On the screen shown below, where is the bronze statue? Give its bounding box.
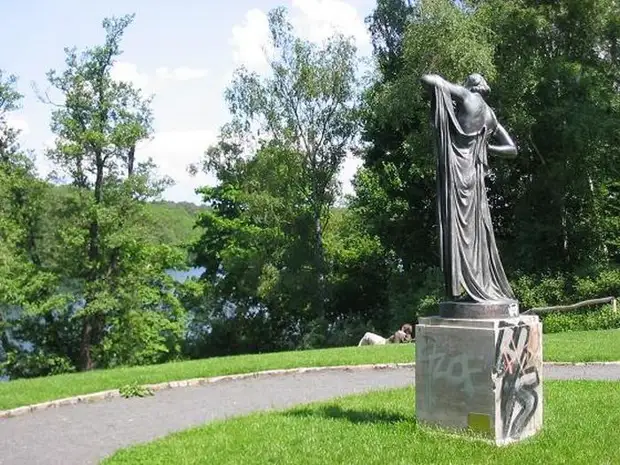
[421,73,518,311]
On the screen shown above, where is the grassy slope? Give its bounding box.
[143,200,207,246]
[103,380,620,465]
[0,329,618,411]
[543,328,620,362]
[0,344,412,411]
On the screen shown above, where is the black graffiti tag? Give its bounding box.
[494,322,540,439]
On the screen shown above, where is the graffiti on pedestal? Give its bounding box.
[420,335,483,400]
[494,321,541,439]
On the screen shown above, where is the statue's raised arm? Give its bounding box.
[420,74,469,101]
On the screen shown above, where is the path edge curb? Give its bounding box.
[0,362,414,419]
[2,361,619,420]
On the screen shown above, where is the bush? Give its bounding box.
[511,273,571,309]
[512,266,620,309]
[325,316,377,347]
[541,305,620,334]
[389,266,444,326]
[1,350,75,379]
[119,382,154,398]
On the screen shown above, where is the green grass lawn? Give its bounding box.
[102,380,620,465]
[543,328,620,362]
[0,329,618,412]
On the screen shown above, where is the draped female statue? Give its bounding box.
[421,73,518,308]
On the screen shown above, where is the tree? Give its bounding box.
[39,14,186,371]
[476,0,620,273]
[196,7,360,342]
[323,207,395,345]
[357,0,620,316]
[366,0,414,80]
[191,140,318,353]
[0,71,30,305]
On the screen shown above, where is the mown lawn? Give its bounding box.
[103,380,620,465]
[544,328,620,362]
[0,329,618,411]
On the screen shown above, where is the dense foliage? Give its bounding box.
[1,16,194,378]
[352,0,620,321]
[1,1,619,379]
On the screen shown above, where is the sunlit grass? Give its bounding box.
[543,328,620,362]
[103,380,620,465]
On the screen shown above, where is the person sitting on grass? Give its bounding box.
[357,324,414,346]
[388,323,413,344]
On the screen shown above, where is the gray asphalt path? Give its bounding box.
[0,364,618,465]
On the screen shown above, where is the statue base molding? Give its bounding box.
[439,300,519,319]
[415,314,543,445]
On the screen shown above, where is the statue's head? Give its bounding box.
[464,73,490,96]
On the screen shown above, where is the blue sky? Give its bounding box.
[2,0,376,204]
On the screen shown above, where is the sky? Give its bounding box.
[1,0,377,204]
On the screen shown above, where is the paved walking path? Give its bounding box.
[1,363,619,465]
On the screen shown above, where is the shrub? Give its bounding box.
[1,351,75,379]
[119,382,154,398]
[511,273,571,309]
[541,305,620,333]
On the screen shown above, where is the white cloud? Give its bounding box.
[155,67,209,81]
[291,0,371,52]
[230,8,272,73]
[136,129,217,203]
[111,62,210,94]
[43,136,56,149]
[5,115,30,135]
[230,1,371,75]
[110,61,150,90]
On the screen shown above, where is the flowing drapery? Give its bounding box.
[433,81,515,302]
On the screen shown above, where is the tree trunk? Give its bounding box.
[88,161,104,259]
[80,159,104,371]
[78,317,94,371]
[560,199,568,262]
[0,312,8,363]
[313,205,327,338]
[127,144,135,177]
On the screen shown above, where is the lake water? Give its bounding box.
[166,267,205,282]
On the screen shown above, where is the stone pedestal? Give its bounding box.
[415,314,543,445]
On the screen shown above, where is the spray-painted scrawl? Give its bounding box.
[419,335,483,401]
[494,321,541,439]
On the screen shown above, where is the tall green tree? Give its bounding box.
[190,141,393,354]
[365,0,414,80]
[195,6,360,343]
[357,0,620,315]
[0,71,31,306]
[191,141,317,353]
[476,0,620,273]
[40,14,186,371]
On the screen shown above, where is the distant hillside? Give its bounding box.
[144,200,209,247]
[43,184,347,251]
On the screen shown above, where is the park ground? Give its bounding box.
[0,328,618,411]
[103,380,620,465]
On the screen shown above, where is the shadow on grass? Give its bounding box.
[285,405,414,426]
